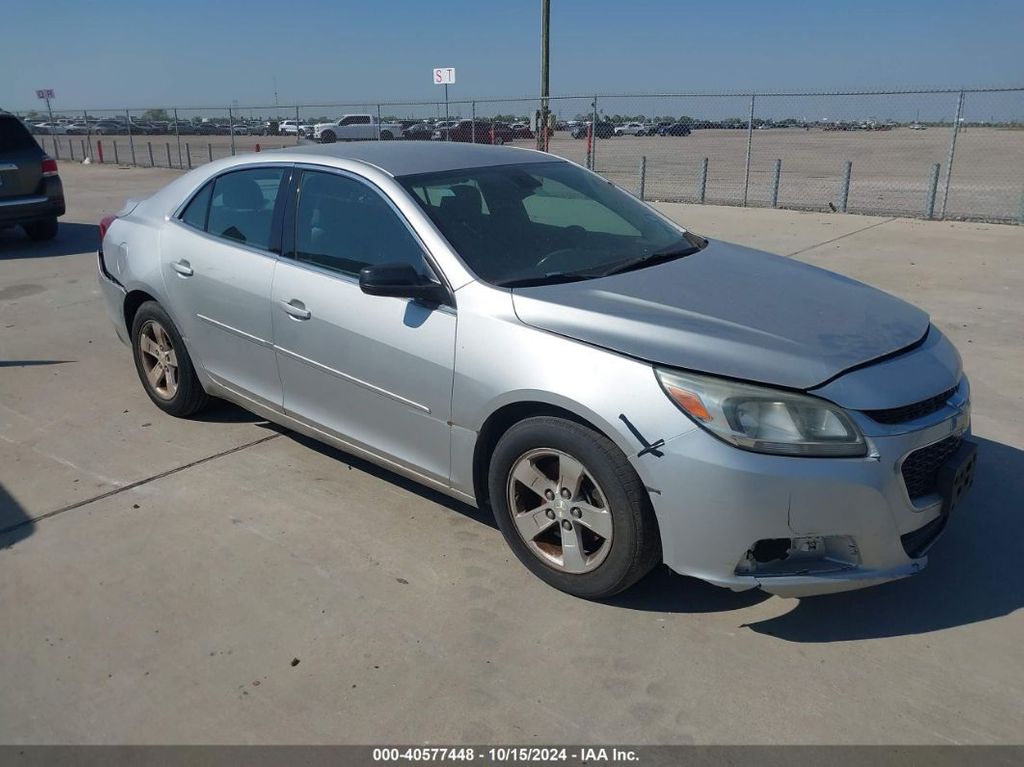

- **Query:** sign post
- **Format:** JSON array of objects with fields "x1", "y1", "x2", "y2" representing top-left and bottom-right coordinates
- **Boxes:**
[
  {"x1": 433, "y1": 68, "x2": 455, "y2": 142},
  {"x1": 36, "y1": 89, "x2": 57, "y2": 157}
]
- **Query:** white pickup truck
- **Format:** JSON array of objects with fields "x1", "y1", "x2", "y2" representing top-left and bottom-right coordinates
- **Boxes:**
[{"x1": 313, "y1": 114, "x2": 404, "y2": 143}]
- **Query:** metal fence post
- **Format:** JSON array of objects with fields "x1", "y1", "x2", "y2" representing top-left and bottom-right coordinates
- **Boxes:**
[
  {"x1": 938, "y1": 90, "x2": 965, "y2": 220},
  {"x1": 742, "y1": 94, "x2": 755, "y2": 206},
  {"x1": 590, "y1": 95, "x2": 598, "y2": 171},
  {"x1": 698, "y1": 157, "x2": 708, "y2": 203},
  {"x1": 51, "y1": 135, "x2": 59, "y2": 160},
  {"x1": 166, "y1": 143, "x2": 172, "y2": 167},
  {"x1": 208, "y1": 143, "x2": 213, "y2": 163},
  {"x1": 376, "y1": 104, "x2": 382, "y2": 141},
  {"x1": 186, "y1": 142, "x2": 192, "y2": 170},
  {"x1": 80, "y1": 139, "x2": 87, "y2": 160},
  {"x1": 925, "y1": 162, "x2": 941, "y2": 219},
  {"x1": 69, "y1": 140, "x2": 75, "y2": 161},
  {"x1": 148, "y1": 141, "x2": 154, "y2": 167},
  {"x1": 125, "y1": 109, "x2": 136, "y2": 165},
  {"x1": 838, "y1": 160, "x2": 852, "y2": 213},
  {"x1": 228, "y1": 107, "x2": 236, "y2": 156},
  {"x1": 295, "y1": 106, "x2": 301, "y2": 145},
  {"x1": 637, "y1": 156, "x2": 647, "y2": 200},
  {"x1": 770, "y1": 159, "x2": 782, "y2": 208},
  {"x1": 174, "y1": 108, "x2": 182, "y2": 168},
  {"x1": 471, "y1": 101, "x2": 476, "y2": 144},
  {"x1": 113, "y1": 141, "x2": 119, "y2": 165}
]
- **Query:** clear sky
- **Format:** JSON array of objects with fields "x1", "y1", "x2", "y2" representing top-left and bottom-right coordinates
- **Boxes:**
[{"x1": 2, "y1": 0, "x2": 1022, "y2": 111}]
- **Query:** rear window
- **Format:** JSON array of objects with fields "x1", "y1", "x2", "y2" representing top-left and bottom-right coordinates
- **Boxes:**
[{"x1": 0, "y1": 117, "x2": 37, "y2": 152}]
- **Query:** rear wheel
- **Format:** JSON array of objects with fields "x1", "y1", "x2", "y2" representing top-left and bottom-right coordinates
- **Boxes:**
[
  {"x1": 131, "y1": 301, "x2": 209, "y2": 417},
  {"x1": 488, "y1": 416, "x2": 661, "y2": 599},
  {"x1": 320, "y1": 130, "x2": 336, "y2": 144},
  {"x1": 380, "y1": 130, "x2": 393, "y2": 140},
  {"x1": 24, "y1": 218, "x2": 58, "y2": 241}
]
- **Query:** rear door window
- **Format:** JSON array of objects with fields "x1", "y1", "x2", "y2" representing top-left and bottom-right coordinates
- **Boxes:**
[
  {"x1": 205, "y1": 167, "x2": 285, "y2": 250},
  {"x1": 0, "y1": 117, "x2": 37, "y2": 152}
]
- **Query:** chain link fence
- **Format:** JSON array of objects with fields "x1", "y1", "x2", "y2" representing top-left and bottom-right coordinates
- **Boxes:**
[{"x1": 12, "y1": 87, "x2": 1023, "y2": 223}]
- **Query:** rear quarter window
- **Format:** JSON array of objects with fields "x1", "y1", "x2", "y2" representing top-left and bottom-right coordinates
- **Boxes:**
[{"x1": 0, "y1": 117, "x2": 38, "y2": 152}]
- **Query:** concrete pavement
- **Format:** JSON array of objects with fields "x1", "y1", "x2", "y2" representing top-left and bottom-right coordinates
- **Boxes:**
[{"x1": 1, "y1": 162, "x2": 1021, "y2": 744}]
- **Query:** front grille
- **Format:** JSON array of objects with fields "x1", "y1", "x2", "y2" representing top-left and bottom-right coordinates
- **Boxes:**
[
  {"x1": 901, "y1": 513, "x2": 948, "y2": 558},
  {"x1": 901, "y1": 434, "x2": 962, "y2": 500},
  {"x1": 865, "y1": 387, "x2": 956, "y2": 424}
]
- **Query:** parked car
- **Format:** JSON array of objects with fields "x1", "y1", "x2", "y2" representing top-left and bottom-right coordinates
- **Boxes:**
[
  {"x1": 194, "y1": 122, "x2": 220, "y2": 136},
  {"x1": 571, "y1": 121, "x2": 614, "y2": 139},
  {"x1": 314, "y1": 114, "x2": 403, "y2": 142},
  {"x1": 96, "y1": 142, "x2": 975, "y2": 600},
  {"x1": 91, "y1": 121, "x2": 127, "y2": 136},
  {"x1": 167, "y1": 121, "x2": 195, "y2": 135},
  {"x1": 614, "y1": 122, "x2": 645, "y2": 136},
  {"x1": 401, "y1": 121, "x2": 435, "y2": 141},
  {"x1": 659, "y1": 122, "x2": 692, "y2": 136},
  {"x1": 510, "y1": 123, "x2": 535, "y2": 140},
  {"x1": 64, "y1": 123, "x2": 92, "y2": 135},
  {"x1": 33, "y1": 122, "x2": 68, "y2": 135},
  {"x1": 0, "y1": 113, "x2": 65, "y2": 241},
  {"x1": 430, "y1": 120, "x2": 508, "y2": 144}
]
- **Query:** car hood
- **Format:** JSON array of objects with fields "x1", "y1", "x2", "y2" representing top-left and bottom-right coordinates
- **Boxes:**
[{"x1": 510, "y1": 241, "x2": 930, "y2": 390}]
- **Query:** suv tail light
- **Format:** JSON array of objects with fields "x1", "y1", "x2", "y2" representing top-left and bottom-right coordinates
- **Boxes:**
[{"x1": 41, "y1": 156, "x2": 59, "y2": 177}]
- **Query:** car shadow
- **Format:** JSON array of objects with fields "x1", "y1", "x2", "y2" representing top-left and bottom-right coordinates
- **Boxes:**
[
  {"x1": 740, "y1": 436, "x2": 1023, "y2": 641},
  {"x1": 0, "y1": 222, "x2": 99, "y2": 260},
  {"x1": 259, "y1": 421, "x2": 497, "y2": 530},
  {"x1": 0, "y1": 483, "x2": 35, "y2": 548},
  {"x1": 189, "y1": 399, "x2": 266, "y2": 424}
]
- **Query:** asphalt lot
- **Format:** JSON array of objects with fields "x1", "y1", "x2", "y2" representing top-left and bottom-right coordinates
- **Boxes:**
[
  {"x1": 1, "y1": 162, "x2": 1022, "y2": 744},
  {"x1": 41, "y1": 126, "x2": 1024, "y2": 222}
]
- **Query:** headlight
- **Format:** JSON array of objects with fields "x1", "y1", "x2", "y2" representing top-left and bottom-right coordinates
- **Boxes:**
[{"x1": 655, "y1": 368, "x2": 866, "y2": 457}]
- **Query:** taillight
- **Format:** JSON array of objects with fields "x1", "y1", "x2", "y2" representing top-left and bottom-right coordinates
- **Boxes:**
[
  {"x1": 99, "y1": 215, "x2": 116, "y2": 243},
  {"x1": 41, "y1": 156, "x2": 59, "y2": 177}
]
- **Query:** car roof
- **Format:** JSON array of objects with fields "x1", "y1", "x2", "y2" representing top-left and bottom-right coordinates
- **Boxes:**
[{"x1": 268, "y1": 141, "x2": 559, "y2": 178}]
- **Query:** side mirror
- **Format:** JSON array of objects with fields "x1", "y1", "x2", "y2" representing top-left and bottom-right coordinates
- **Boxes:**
[{"x1": 359, "y1": 262, "x2": 448, "y2": 305}]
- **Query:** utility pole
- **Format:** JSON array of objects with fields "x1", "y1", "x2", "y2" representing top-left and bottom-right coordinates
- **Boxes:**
[{"x1": 537, "y1": 0, "x2": 550, "y2": 152}]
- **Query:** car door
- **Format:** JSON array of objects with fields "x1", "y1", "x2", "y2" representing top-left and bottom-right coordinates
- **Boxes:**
[
  {"x1": 271, "y1": 167, "x2": 456, "y2": 483},
  {"x1": 159, "y1": 165, "x2": 289, "y2": 410}
]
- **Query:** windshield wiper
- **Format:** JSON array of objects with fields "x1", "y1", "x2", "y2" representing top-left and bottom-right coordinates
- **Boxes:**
[
  {"x1": 495, "y1": 272, "x2": 594, "y2": 288},
  {"x1": 598, "y1": 234, "x2": 708, "y2": 277}
]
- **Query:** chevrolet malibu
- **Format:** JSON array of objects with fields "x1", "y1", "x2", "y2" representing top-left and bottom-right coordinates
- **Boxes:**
[{"x1": 97, "y1": 143, "x2": 976, "y2": 599}]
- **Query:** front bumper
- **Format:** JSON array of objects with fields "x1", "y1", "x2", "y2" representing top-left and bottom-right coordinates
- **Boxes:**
[
  {"x1": 639, "y1": 381, "x2": 974, "y2": 597},
  {"x1": 0, "y1": 177, "x2": 65, "y2": 227}
]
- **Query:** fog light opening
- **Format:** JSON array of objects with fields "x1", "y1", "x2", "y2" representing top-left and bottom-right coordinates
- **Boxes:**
[
  {"x1": 737, "y1": 535, "x2": 861, "y2": 577},
  {"x1": 752, "y1": 538, "x2": 791, "y2": 563}
]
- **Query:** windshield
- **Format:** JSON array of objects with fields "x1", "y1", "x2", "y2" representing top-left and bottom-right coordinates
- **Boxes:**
[{"x1": 398, "y1": 161, "x2": 699, "y2": 286}]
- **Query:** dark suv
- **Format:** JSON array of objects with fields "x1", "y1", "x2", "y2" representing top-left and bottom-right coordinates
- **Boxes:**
[{"x1": 0, "y1": 113, "x2": 65, "y2": 241}]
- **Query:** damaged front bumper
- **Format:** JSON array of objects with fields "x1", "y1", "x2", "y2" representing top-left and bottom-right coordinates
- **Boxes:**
[{"x1": 637, "y1": 380, "x2": 975, "y2": 597}]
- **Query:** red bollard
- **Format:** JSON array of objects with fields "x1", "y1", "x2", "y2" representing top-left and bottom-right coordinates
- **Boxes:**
[
  {"x1": 97, "y1": 140, "x2": 104, "y2": 164},
  {"x1": 254, "y1": 143, "x2": 261, "y2": 152}
]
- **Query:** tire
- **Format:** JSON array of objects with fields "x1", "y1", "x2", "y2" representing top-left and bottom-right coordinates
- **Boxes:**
[
  {"x1": 488, "y1": 416, "x2": 661, "y2": 599},
  {"x1": 320, "y1": 130, "x2": 336, "y2": 144},
  {"x1": 24, "y1": 218, "x2": 58, "y2": 241},
  {"x1": 130, "y1": 301, "x2": 209, "y2": 418},
  {"x1": 380, "y1": 130, "x2": 393, "y2": 140}
]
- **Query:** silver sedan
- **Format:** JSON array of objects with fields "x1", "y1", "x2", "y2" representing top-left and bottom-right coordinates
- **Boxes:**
[{"x1": 97, "y1": 142, "x2": 976, "y2": 599}]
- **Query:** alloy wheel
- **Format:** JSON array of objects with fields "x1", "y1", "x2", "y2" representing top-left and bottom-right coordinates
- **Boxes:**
[
  {"x1": 506, "y1": 448, "x2": 614, "y2": 574},
  {"x1": 138, "y1": 320, "x2": 179, "y2": 400}
]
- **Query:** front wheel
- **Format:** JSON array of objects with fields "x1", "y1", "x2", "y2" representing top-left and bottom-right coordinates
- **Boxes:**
[
  {"x1": 488, "y1": 416, "x2": 661, "y2": 599},
  {"x1": 320, "y1": 130, "x2": 336, "y2": 144},
  {"x1": 379, "y1": 130, "x2": 393, "y2": 140}
]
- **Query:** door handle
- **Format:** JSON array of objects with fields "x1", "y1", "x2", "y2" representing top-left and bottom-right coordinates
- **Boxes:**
[
  {"x1": 171, "y1": 260, "x2": 193, "y2": 277},
  {"x1": 280, "y1": 299, "x2": 311, "y2": 320}
]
